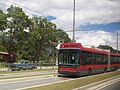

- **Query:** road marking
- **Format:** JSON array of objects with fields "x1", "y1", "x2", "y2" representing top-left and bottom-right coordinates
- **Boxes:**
[
  {"x1": 14, "y1": 78, "x2": 74, "y2": 90},
  {"x1": 95, "y1": 78, "x2": 120, "y2": 90},
  {"x1": 0, "y1": 70, "x2": 95, "y2": 85},
  {"x1": 0, "y1": 76, "x2": 54, "y2": 85},
  {"x1": 73, "y1": 75, "x2": 120, "y2": 90},
  {"x1": 15, "y1": 72, "x2": 120, "y2": 90},
  {"x1": 86, "y1": 77, "x2": 120, "y2": 90},
  {"x1": 0, "y1": 74, "x2": 53, "y2": 82},
  {"x1": 0, "y1": 71, "x2": 119, "y2": 90}
]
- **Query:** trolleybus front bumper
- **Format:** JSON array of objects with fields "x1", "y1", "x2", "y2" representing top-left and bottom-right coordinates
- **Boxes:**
[{"x1": 58, "y1": 70, "x2": 80, "y2": 76}]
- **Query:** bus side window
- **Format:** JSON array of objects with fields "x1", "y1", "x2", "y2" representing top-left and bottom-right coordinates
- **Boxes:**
[
  {"x1": 87, "y1": 52, "x2": 92, "y2": 65},
  {"x1": 111, "y1": 55, "x2": 115, "y2": 64},
  {"x1": 96, "y1": 53, "x2": 101, "y2": 65},
  {"x1": 116, "y1": 56, "x2": 119, "y2": 63},
  {"x1": 119, "y1": 57, "x2": 120, "y2": 64},
  {"x1": 81, "y1": 51, "x2": 87, "y2": 65},
  {"x1": 91, "y1": 53, "x2": 96, "y2": 64},
  {"x1": 104, "y1": 55, "x2": 106, "y2": 64},
  {"x1": 102, "y1": 54, "x2": 106, "y2": 64}
]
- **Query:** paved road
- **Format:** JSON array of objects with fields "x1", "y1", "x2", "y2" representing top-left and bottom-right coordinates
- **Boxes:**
[
  {"x1": 98, "y1": 80, "x2": 120, "y2": 90},
  {"x1": 0, "y1": 70, "x2": 57, "y2": 78},
  {"x1": 0, "y1": 70, "x2": 119, "y2": 90},
  {"x1": 0, "y1": 76, "x2": 71, "y2": 90},
  {"x1": 75, "y1": 75, "x2": 120, "y2": 90}
]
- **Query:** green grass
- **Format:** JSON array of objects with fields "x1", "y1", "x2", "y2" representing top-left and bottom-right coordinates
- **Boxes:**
[
  {"x1": 0, "y1": 63, "x2": 6, "y2": 68},
  {"x1": 24, "y1": 71, "x2": 120, "y2": 90}
]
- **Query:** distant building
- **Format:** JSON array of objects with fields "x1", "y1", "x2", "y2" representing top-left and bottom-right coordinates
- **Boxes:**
[{"x1": 0, "y1": 52, "x2": 16, "y2": 63}]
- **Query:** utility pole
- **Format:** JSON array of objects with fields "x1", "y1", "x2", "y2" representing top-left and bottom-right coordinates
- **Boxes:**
[
  {"x1": 117, "y1": 32, "x2": 119, "y2": 53},
  {"x1": 72, "y1": 0, "x2": 75, "y2": 43}
]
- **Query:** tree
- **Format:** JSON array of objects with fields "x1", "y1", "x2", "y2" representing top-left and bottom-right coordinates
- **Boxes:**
[
  {"x1": 6, "y1": 5, "x2": 31, "y2": 61},
  {"x1": 97, "y1": 45, "x2": 120, "y2": 53},
  {"x1": 28, "y1": 17, "x2": 58, "y2": 62},
  {"x1": 0, "y1": 9, "x2": 7, "y2": 32},
  {"x1": 0, "y1": 5, "x2": 71, "y2": 63},
  {"x1": 55, "y1": 29, "x2": 71, "y2": 43},
  {"x1": 0, "y1": 9, "x2": 7, "y2": 52},
  {"x1": 0, "y1": 32, "x2": 8, "y2": 52}
]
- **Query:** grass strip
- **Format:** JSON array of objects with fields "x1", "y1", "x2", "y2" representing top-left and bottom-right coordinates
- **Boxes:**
[{"x1": 24, "y1": 71, "x2": 120, "y2": 90}]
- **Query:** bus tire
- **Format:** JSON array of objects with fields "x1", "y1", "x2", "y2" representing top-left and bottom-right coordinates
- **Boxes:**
[
  {"x1": 115, "y1": 66, "x2": 117, "y2": 71},
  {"x1": 88, "y1": 68, "x2": 92, "y2": 75},
  {"x1": 104, "y1": 67, "x2": 107, "y2": 73},
  {"x1": 18, "y1": 67, "x2": 23, "y2": 71}
]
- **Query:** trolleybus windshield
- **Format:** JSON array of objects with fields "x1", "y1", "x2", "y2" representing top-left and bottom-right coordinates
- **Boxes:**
[{"x1": 58, "y1": 49, "x2": 80, "y2": 66}]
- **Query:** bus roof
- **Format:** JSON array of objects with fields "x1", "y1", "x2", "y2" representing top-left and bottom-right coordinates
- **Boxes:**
[
  {"x1": 60, "y1": 43, "x2": 109, "y2": 54},
  {"x1": 110, "y1": 52, "x2": 120, "y2": 56},
  {"x1": 60, "y1": 42, "x2": 83, "y2": 48}
]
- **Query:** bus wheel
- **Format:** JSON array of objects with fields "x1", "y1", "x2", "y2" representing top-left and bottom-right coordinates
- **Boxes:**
[
  {"x1": 115, "y1": 66, "x2": 117, "y2": 71},
  {"x1": 18, "y1": 67, "x2": 23, "y2": 71},
  {"x1": 104, "y1": 68, "x2": 107, "y2": 73},
  {"x1": 88, "y1": 68, "x2": 92, "y2": 75}
]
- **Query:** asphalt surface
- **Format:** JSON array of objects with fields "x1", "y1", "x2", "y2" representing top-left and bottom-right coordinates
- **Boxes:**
[
  {"x1": 0, "y1": 70, "x2": 57, "y2": 78},
  {"x1": 0, "y1": 69, "x2": 119, "y2": 90},
  {"x1": 98, "y1": 80, "x2": 120, "y2": 90},
  {"x1": 0, "y1": 74, "x2": 119, "y2": 90},
  {"x1": 0, "y1": 76, "x2": 71, "y2": 90},
  {"x1": 75, "y1": 75, "x2": 120, "y2": 90}
]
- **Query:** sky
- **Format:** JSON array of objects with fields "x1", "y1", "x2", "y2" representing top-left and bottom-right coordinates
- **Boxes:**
[{"x1": 0, "y1": 0, "x2": 120, "y2": 49}]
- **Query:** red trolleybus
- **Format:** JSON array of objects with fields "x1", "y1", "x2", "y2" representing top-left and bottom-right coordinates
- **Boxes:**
[{"x1": 58, "y1": 43, "x2": 120, "y2": 76}]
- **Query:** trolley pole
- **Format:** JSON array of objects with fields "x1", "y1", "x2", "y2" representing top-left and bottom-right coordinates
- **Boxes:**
[{"x1": 72, "y1": 0, "x2": 75, "y2": 43}]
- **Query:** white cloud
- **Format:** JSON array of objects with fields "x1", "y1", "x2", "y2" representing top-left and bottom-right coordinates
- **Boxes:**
[
  {"x1": 0, "y1": 0, "x2": 120, "y2": 49},
  {"x1": 1, "y1": 0, "x2": 119, "y2": 27},
  {"x1": 1, "y1": 0, "x2": 120, "y2": 24},
  {"x1": 0, "y1": 0, "x2": 9, "y2": 12},
  {"x1": 67, "y1": 30, "x2": 119, "y2": 49}
]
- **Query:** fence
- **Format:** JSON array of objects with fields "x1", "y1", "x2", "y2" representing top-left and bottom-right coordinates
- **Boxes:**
[
  {"x1": 0, "y1": 63, "x2": 58, "y2": 71},
  {"x1": 37, "y1": 63, "x2": 57, "y2": 70}
]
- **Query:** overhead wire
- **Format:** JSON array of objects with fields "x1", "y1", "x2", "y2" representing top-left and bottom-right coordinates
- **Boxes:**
[
  {"x1": 0, "y1": 1, "x2": 93, "y2": 33},
  {"x1": 0, "y1": 1, "x2": 91, "y2": 33},
  {"x1": 4, "y1": 0, "x2": 73, "y2": 29}
]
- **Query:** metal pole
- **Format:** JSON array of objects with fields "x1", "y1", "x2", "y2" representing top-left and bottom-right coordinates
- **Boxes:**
[
  {"x1": 107, "y1": 53, "x2": 111, "y2": 71},
  {"x1": 117, "y1": 32, "x2": 118, "y2": 53},
  {"x1": 72, "y1": 0, "x2": 75, "y2": 42}
]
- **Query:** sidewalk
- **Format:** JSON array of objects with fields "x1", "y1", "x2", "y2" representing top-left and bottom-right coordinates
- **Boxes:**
[{"x1": 0, "y1": 70, "x2": 57, "y2": 79}]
